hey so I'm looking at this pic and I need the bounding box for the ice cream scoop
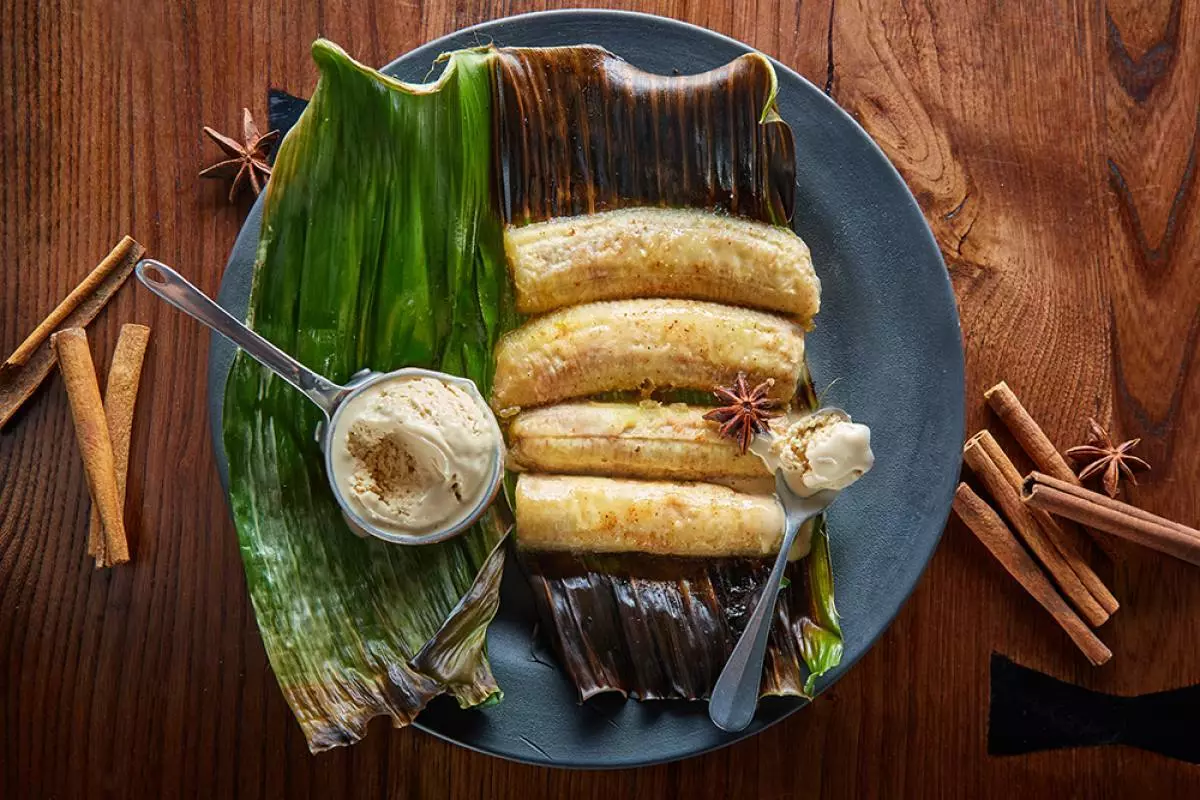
[328,375,501,538]
[750,408,874,496]
[135,259,504,545]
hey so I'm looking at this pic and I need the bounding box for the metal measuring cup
[135,259,505,546]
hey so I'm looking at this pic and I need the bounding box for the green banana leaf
[222,40,513,752]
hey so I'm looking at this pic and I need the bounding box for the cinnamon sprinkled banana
[514,474,784,557]
[491,299,805,411]
[508,401,772,481]
[505,207,821,323]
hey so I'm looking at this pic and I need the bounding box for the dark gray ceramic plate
[207,10,963,769]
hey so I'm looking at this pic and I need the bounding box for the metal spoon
[708,471,841,732]
[135,259,504,546]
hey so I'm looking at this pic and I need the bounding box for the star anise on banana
[199,108,279,202]
[703,372,781,454]
[1065,418,1150,497]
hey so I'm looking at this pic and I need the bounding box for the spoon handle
[136,259,346,415]
[709,476,836,732]
[708,506,799,732]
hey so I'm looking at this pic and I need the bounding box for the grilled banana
[514,474,785,557]
[505,207,821,323]
[507,401,772,481]
[491,299,805,411]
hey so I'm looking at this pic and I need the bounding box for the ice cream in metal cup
[321,368,505,544]
[135,259,505,546]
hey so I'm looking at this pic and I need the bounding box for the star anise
[1065,418,1150,498]
[702,372,781,453]
[199,108,279,202]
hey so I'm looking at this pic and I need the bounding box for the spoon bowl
[136,259,505,546]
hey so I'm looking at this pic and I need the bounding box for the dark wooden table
[3,1,1199,797]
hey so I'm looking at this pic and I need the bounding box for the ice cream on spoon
[750,408,875,497]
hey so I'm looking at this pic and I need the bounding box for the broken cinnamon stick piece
[963,434,1109,627]
[52,328,129,566]
[0,237,145,429]
[87,324,149,566]
[953,483,1111,666]
[972,431,1118,616]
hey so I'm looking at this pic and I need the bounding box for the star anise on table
[702,372,781,453]
[1064,418,1151,498]
[199,108,280,202]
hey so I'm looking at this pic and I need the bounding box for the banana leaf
[222,40,514,752]
[495,46,842,699]
[223,39,843,753]
[522,550,810,700]
[493,47,795,225]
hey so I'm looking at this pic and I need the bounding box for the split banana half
[491,298,805,411]
[505,207,821,322]
[507,401,772,481]
[515,474,786,558]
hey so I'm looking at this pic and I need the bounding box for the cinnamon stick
[1025,472,1195,536]
[1023,472,1200,568]
[87,324,149,566]
[984,380,1117,557]
[4,237,140,372]
[52,328,129,566]
[984,381,1077,481]
[963,434,1109,626]
[953,483,1111,665]
[971,431,1118,616]
[0,237,144,429]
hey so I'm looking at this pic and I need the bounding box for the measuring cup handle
[136,259,345,415]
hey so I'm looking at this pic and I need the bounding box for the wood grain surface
[2,0,1198,797]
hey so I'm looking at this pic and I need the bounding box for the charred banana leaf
[522,551,811,701]
[493,47,795,224]
[493,47,843,700]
